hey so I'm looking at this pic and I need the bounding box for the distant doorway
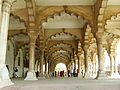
[54,63,67,77]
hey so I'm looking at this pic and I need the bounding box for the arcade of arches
[0,0,120,89]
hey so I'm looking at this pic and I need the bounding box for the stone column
[45,60,47,75]
[25,32,38,80]
[67,65,68,76]
[113,56,119,75]
[92,63,95,76]
[78,55,83,78]
[89,63,92,76]
[70,61,73,77]
[37,61,39,71]
[71,61,73,70]
[74,60,77,70]
[94,63,97,75]
[48,61,50,75]
[78,56,80,74]
[74,59,77,77]
[0,0,3,24]
[0,0,14,88]
[84,50,91,78]
[68,63,71,75]
[110,54,114,76]
[96,35,107,79]
[39,50,44,77]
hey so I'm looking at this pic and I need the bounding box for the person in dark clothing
[68,70,70,77]
[36,71,39,77]
[52,72,54,77]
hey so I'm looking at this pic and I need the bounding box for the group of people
[53,69,83,78]
[68,69,78,77]
[53,70,65,77]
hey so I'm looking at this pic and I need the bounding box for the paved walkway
[2,77,120,90]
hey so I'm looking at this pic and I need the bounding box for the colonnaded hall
[0,0,120,90]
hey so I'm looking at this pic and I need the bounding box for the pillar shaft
[84,49,91,78]
[36,61,39,71]
[78,56,80,73]
[110,55,114,75]
[95,63,97,74]
[71,61,73,70]
[0,0,12,64]
[25,32,38,80]
[40,50,44,75]
[85,50,89,74]
[78,55,83,78]
[0,0,13,88]
[92,63,95,76]
[113,56,118,74]
[98,41,105,72]
[48,61,50,74]
[0,0,3,25]
[74,60,76,70]
[29,42,35,71]
[45,60,47,74]
[89,64,92,75]
[40,61,43,74]
[97,36,107,79]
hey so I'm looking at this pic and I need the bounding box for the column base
[0,64,14,89]
[38,73,46,79]
[78,73,83,78]
[48,74,52,77]
[0,79,14,89]
[110,72,115,77]
[44,74,49,78]
[84,72,91,79]
[114,72,120,76]
[24,71,37,80]
[109,72,120,79]
[96,71,108,79]
[39,73,44,77]
[91,73,97,78]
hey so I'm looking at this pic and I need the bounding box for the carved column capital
[96,32,104,44]
[0,0,3,4]
[96,32,103,38]
[110,52,116,57]
[2,0,13,13]
[28,31,38,44]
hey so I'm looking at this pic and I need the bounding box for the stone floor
[1,77,120,90]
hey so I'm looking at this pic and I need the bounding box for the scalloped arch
[45,31,79,50]
[38,7,92,28]
[105,13,120,35]
[41,11,87,29]
[52,54,69,61]
[47,48,72,59]
[10,14,27,28]
[110,37,120,54]
[52,50,70,58]
[48,43,73,53]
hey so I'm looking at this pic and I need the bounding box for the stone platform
[1,77,120,90]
